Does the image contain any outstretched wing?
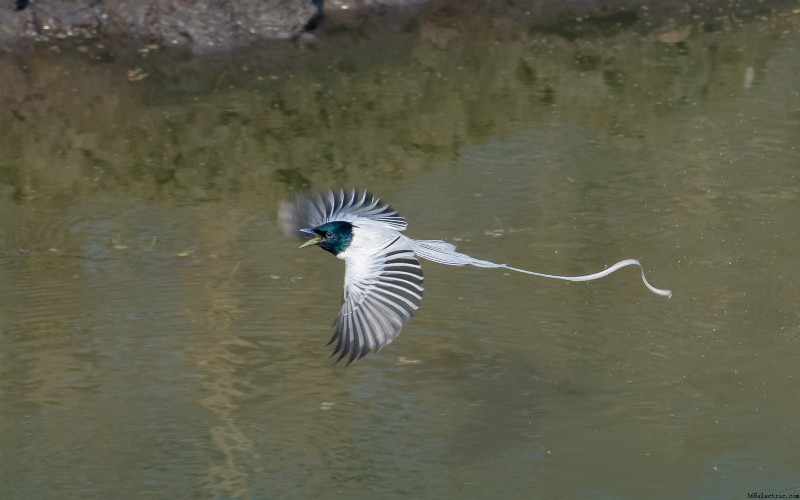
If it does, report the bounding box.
[280,188,407,236]
[330,236,424,364]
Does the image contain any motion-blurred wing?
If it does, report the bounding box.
[330,241,423,364]
[280,188,407,236]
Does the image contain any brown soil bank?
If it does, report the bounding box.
[1,0,796,52]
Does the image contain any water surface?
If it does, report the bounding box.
[1,7,799,499]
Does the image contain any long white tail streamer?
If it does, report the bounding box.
[411,240,672,299]
[501,259,672,299]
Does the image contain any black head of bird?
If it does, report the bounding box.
[299,221,355,255]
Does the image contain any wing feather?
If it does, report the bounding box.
[331,243,424,364]
[280,188,408,236]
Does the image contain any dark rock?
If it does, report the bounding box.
[0,0,319,51]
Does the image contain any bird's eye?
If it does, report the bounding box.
[325,231,333,238]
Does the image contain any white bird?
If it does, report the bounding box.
[280,189,671,364]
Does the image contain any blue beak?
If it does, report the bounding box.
[298,228,321,248]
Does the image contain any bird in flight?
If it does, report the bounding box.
[280,189,671,364]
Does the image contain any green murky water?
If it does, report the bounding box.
[1,7,799,499]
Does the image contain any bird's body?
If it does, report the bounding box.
[280,189,671,364]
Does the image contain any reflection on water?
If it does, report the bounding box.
[1,5,799,498]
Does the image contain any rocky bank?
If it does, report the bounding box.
[1,0,796,52]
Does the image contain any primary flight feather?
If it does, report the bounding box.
[280,188,671,364]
